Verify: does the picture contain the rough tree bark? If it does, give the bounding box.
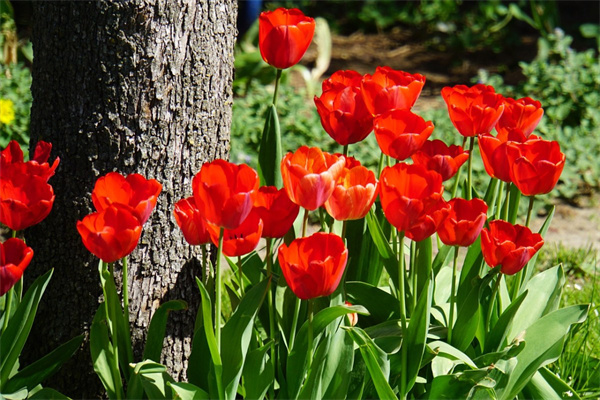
[25,1,236,397]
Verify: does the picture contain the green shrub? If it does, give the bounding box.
[0,63,32,148]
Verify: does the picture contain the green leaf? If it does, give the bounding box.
[241,342,273,400]
[507,265,564,342]
[287,304,369,399]
[519,206,555,288]
[415,238,432,298]
[221,279,269,400]
[3,335,83,394]
[90,303,123,400]
[432,244,452,277]
[497,305,589,400]
[258,104,283,187]
[196,278,223,399]
[143,300,188,362]
[428,340,477,370]
[321,328,355,399]
[451,278,481,351]
[130,360,173,400]
[168,382,210,400]
[405,273,433,392]
[365,210,399,286]
[344,327,398,400]
[98,262,133,379]
[346,281,399,326]
[0,270,53,387]
[521,367,581,400]
[0,387,28,400]
[485,290,527,352]
[27,388,71,399]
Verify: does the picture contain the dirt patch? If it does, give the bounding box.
[534,200,600,250]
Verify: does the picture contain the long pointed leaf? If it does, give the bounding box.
[90,303,123,400]
[4,335,83,394]
[196,278,223,399]
[406,274,433,392]
[0,269,53,386]
[143,300,188,362]
[258,104,282,187]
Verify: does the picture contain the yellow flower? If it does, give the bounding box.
[0,99,16,125]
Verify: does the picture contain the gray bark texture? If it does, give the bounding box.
[25,1,236,397]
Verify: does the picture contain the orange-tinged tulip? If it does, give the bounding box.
[438,198,488,247]
[374,109,434,160]
[254,186,299,238]
[379,163,444,233]
[0,238,33,296]
[259,8,315,70]
[0,172,55,231]
[411,140,469,181]
[192,159,259,230]
[278,232,348,300]
[281,146,345,211]
[361,67,425,116]
[441,84,505,137]
[496,96,543,138]
[92,172,161,224]
[506,139,565,196]
[314,70,373,145]
[173,197,211,246]
[1,140,60,182]
[324,161,378,221]
[208,210,263,257]
[345,301,358,326]
[77,205,143,263]
[481,220,544,275]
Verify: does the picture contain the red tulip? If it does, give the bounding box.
[506,139,565,196]
[254,186,299,238]
[1,140,59,181]
[314,71,373,145]
[361,67,425,116]
[379,163,444,235]
[192,159,259,230]
[405,199,450,242]
[321,70,363,91]
[478,129,532,183]
[481,220,544,275]
[411,140,469,181]
[258,7,315,70]
[496,97,543,138]
[281,146,345,211]
[438,198,488,247]
[441,84,505,137]
[77,205,143,263]
[373,109,434,160]
[0,238,33,296]
[208,210,263,257]
[0,172,55,231]
[324,160,378,221]
[278,232,348,300]
[173,197,211,246]
[92,172,162,224]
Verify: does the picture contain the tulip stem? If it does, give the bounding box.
[466,137,475,200]
[501,182,511,221]
[343,144,348,157]
[201,244,208,284]
[11,229,16,238]
[448,246,459,344]
[215,227,224,349]
[411,240,417,312]
[307,299,314,373]
[525,196,535,227]
[302,208,309,237]
[377,152,385,178]
[122,256,130,337]
[266,238,276,400]
[495,181,505,219]
[397,231,408,400]
[272,69,282,107]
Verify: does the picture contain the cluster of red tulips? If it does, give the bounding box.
[0,141,58,295]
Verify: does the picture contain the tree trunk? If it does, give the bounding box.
[25,1,236,397]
